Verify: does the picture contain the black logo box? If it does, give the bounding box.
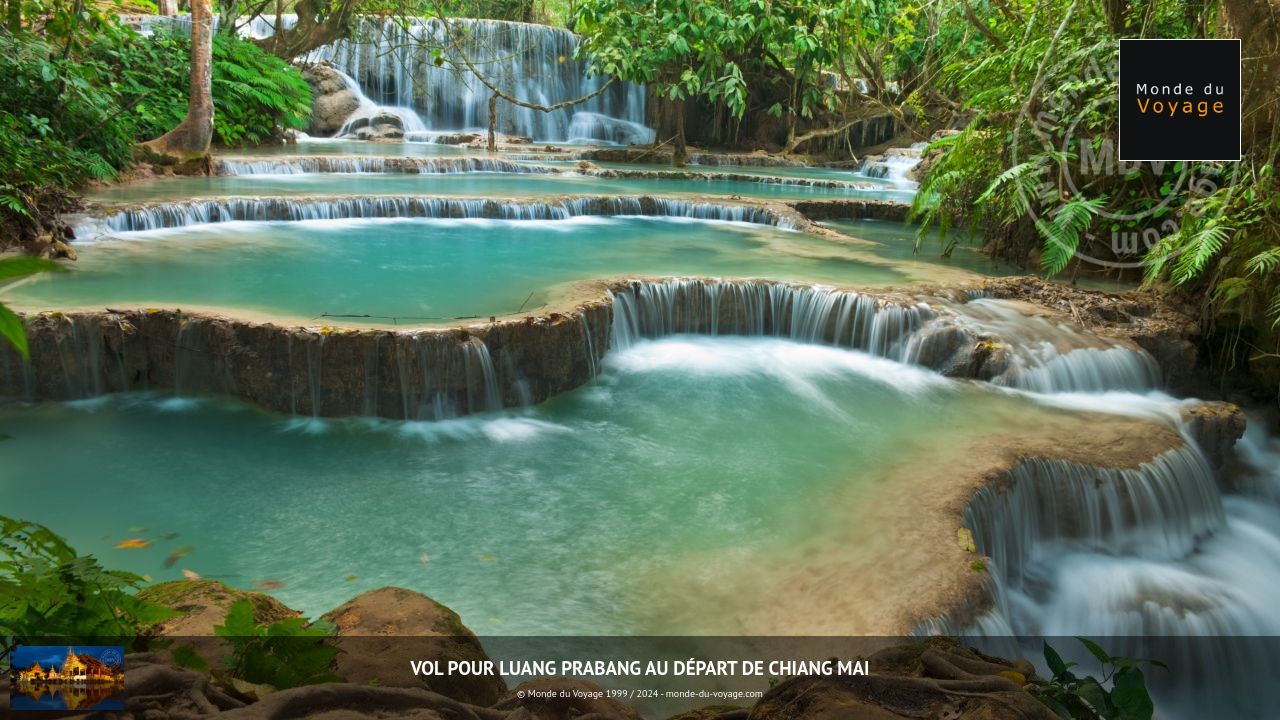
[1119,38,1241,162]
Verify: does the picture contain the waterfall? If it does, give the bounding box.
[305,17,652,144]
[854,142,928,190]
[461,338,502,414]
[965,450,1225,593]
[957,440,1280,720]
[953,298,1161,393]
[83,196,797,236]
[329,66,428,138]
[608,279,932,360]
[214,156,559,175]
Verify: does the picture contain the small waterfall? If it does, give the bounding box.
[965,449,1225,591]
[214,156,559,176]
[608,279,932,360]
[567,112,655,146]
[461,338,502,414]
[854,142,928,190]
[85,196,796,235]
[306,17,650,144]
[329,67,427,139]
[953,298,1161,393]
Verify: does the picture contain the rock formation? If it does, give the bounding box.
[300,62,360,137]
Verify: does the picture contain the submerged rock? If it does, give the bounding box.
[320,586,507,706]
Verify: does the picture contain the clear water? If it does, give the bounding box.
[3,218,906,322]
[89,172,907,204]
[0,336,1053,634]
[826,219,1140,292]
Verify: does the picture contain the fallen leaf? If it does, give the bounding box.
[344,575,358,582]
[419,552,430,564]
[256,579,285,590]
[181,568,202,580]
[478,555,497,562]
[157,532,180,541]
[115,538,151,549]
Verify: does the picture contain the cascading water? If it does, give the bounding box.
[608,279,932,361]
[329,66,429,138]
[917,299,1280,720]
[306,17,652,144]
[854,142,928,191]
[214,156,558,176]
[953,297,1161,393]
[82,196,796,235]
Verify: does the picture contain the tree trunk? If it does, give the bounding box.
[488,92,498,152]
[140,0,214,163]
[250,0,355,59]
[157,0,177,15]
[673,100,688,167]
[1220,0,1279,156]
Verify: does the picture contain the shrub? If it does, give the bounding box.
[0,516,176,642]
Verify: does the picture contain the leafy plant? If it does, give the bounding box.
[0,516,176,641]
[0,257,61,358]
[213,599,342,689]
[1030,638,1165,720]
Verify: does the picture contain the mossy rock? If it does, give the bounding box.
[136,579,302,674]
[138,579,300,636]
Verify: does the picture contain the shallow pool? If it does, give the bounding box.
[3,217,905,322]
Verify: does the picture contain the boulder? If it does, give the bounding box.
[319,587,506,706]
[492,678,640,720]
[301,63,360,136]
[346,112,407,140]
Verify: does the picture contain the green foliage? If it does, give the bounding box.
[89,30,313,147]
[0,31,137,228]
[1030,638,1165,720]
[0,257,61,357]
[214,599,342,689]
[572,0,908,131]
[1,18,312,246]
[911,0,1280,356]
[210,34,313,145]
[0,516,177,641]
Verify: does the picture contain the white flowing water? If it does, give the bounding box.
[306,17,652,144]
[854,142,928,191]
[917,300,1280,720]
[78,196,796,236]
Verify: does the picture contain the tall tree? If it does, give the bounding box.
[140,0,214,161]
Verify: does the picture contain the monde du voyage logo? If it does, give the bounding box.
[1119,38,1241,161]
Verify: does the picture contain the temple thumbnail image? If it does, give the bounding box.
[13,646,123,685]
